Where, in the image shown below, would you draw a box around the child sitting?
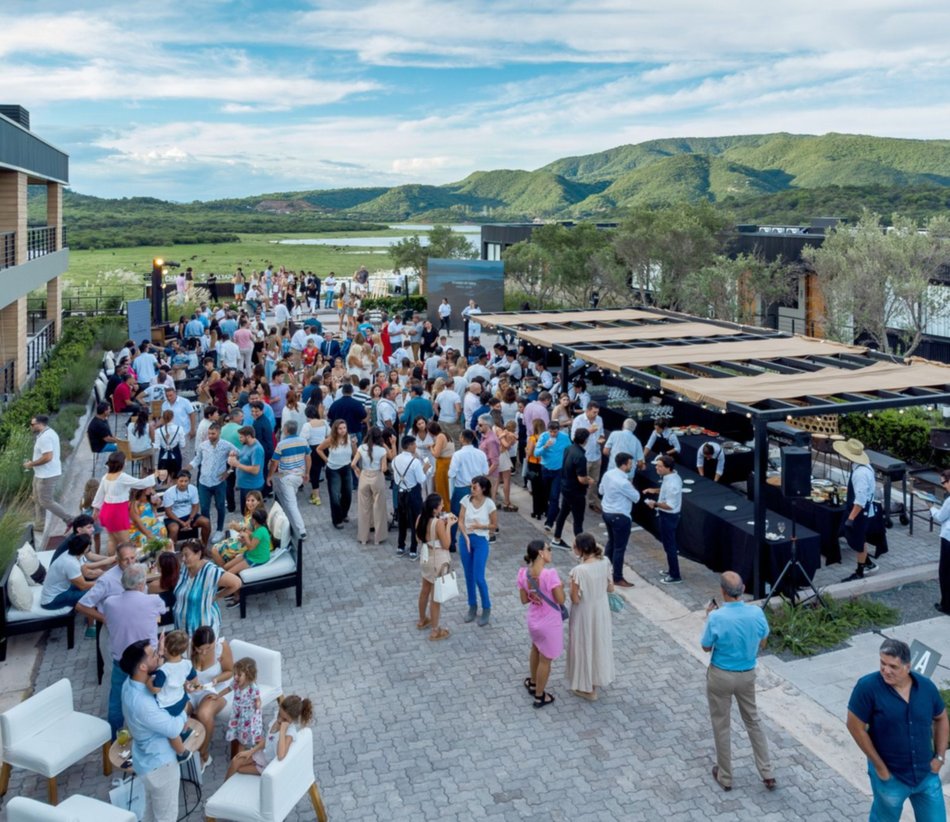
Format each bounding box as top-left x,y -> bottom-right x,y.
223,508 -> 271,574
148,630 -> 197,762
225,694 -> 313,777
216,657 -> 264,757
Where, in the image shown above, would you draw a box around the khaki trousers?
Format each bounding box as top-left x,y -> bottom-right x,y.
33,475 -> 73,532
586,459 -> 602,507
706,664 -> 773,786
357,469 -> 389,543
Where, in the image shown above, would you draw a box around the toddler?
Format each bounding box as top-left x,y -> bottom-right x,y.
217,657 -> 264,757
80,479 -> 103,552
148,630 -> 197,762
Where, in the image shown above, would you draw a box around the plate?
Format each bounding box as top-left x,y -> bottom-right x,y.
683,479 -> 695,485
681,487 -> 693,493
812,479 -> 833,488
723,505 -> 738,511
733,446 -> 751,453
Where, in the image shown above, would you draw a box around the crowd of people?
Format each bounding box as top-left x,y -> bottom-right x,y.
23,262 -> 950,820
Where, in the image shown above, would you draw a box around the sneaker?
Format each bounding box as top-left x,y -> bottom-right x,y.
543,524 -> 552,533
199,755 -> 212,774
841,570 -> 864,583
409,551 -> 418,560
310,494 -> 318,505
862,558 -> 879,574
396,547 -> 406,556
489,535 -> 497,543
225,596 -> 240,608
660,575 -> 683,584
314,496 -> 322,506
85,625 -> 97,639
551,538 -> 569,550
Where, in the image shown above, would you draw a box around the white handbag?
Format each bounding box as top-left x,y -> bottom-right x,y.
433,563 -> 459,603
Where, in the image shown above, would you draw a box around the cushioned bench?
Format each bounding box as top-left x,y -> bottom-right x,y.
1,534 -> 75,663
236,504 -> 303,618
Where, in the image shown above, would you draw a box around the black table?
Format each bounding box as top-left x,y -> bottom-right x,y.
759,481 -> 847,565
634,464 -> 821,594
677,434 -> 755,486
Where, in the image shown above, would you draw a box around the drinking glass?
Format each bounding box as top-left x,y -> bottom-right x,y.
778,521 -> 786,538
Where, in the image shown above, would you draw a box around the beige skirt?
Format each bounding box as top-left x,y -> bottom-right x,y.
498,451 -> 512,473
421,546 -> 452,584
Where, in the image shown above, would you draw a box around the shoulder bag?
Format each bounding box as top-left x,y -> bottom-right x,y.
433,562 -> 459,603
527,570 -> 568,620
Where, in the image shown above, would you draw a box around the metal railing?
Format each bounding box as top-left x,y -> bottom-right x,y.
27,225 -> 57,260
0,359 -> 15,404
26,321 -> 55,376
0,231 -> 14,270
27,285 -> 130,323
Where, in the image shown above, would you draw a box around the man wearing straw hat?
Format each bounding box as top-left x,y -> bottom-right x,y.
834,437 -> 880,582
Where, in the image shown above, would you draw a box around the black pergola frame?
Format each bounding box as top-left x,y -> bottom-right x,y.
480,306 -> 950,597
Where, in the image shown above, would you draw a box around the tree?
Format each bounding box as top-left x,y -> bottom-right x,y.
802,211 -> 950,355
389,225 -> 476,294
612,202 -> 730,310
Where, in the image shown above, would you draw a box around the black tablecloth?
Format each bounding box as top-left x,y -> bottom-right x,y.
677,434 -> 755,486
634,465 -> 821,594
759,481 -> 846,565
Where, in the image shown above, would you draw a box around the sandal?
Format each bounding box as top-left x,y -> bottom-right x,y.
523,677 -> 536,695
501,503 -> 519,512
533,691 -> 555,709
428,627 -> 450,641
416,617 -> 432,630
763,778 -> 777,791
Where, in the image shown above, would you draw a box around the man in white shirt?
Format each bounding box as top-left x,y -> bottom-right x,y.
376,387 -> 399,430
273,300 -> 290,332
571,401 -> 606,512
435,382 -> 462,441
438,298 -> 452,331
25,415 -> 73,534
464,354 -> 492,383
388,316 -> 405,348
645,455 -> 684,583
603,418 -> 646,473
599,452 -> 641,588
390,344 -> 413,367
462,383 -> 483,430
162,387 -> 196,438
323,274 -> 338,308
450,368 -> 468,398
217,333 -> 240,370
447,429 -> 489,550
392,435 -> 432,557
534,361 -> 554,391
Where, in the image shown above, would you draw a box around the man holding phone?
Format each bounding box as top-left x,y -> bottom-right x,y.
701,571 -> 776,793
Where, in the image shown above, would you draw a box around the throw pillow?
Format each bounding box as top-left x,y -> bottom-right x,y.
267,503 -> 288,549
16,543 -> 46,586
7,565 -> 34,611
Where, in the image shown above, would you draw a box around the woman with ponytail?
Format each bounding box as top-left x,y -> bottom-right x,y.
517,539 -> 565,709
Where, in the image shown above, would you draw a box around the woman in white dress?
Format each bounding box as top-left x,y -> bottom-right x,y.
411,416 -> 435,495
565,532 -> 615,701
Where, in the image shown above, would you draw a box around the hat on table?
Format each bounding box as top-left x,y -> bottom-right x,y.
832,437 -> 870,465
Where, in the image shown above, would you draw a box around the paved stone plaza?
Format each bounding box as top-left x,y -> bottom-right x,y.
7,488 -> 878,821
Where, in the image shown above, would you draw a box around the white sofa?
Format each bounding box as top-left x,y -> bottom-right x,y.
204,728 -> 327,822
0,678 -> 112,805
219,639 -> 283,724
6,794 -> 136,821
2,546 -> 75,662
236,504 -> 304,618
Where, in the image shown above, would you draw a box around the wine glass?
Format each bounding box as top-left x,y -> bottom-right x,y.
116,727 -> 132,758
777,521 -> 786,539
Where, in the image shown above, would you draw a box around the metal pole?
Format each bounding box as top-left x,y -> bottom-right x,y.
560,352 -> 569,395
752,418 -> 768,597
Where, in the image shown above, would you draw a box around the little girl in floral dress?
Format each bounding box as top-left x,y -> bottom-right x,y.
218,657 -> 263,757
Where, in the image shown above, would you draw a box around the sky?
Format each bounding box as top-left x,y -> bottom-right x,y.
4,0 -> 950,201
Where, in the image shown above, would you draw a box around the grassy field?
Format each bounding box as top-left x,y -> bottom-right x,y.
62,229 -> 420,285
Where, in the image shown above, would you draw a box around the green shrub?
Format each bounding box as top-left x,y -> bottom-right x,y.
97,321 -> 128,351
839,408 -> 945,467
0,501 -> 30,570
766,597 -> 899,657
0,430 -> 35,502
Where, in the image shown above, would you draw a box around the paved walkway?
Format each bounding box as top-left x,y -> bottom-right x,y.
3,313 -> 948,819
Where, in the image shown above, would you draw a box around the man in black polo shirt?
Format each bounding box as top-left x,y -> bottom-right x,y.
88,402 -> 119,454
328,383 -> 368,444
847,638 -> 947,819
551,428 -> 593,550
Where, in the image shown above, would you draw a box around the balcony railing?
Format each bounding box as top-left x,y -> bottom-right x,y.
27,225 -> 57,260
1,231 -> 14,270
26,321 -> 55,377
0,359 -> 15,404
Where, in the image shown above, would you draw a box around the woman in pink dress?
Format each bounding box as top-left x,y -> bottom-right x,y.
517,539 -> 565,708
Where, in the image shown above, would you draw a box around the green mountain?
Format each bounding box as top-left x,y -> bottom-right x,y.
64,133 -> 950,238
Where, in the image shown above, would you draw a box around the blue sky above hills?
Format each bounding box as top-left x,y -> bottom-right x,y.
4,0 -> 950,201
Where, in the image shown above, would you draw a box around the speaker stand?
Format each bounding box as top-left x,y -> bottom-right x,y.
763,517 -> 826,609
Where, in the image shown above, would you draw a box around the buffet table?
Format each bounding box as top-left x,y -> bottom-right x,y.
676,434 -> 755,486
634,465 -> 821,594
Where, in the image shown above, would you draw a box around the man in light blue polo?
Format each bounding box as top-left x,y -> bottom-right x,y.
701,571 -> 775,792
120,639 -> 185,822
269,420 -> 311,541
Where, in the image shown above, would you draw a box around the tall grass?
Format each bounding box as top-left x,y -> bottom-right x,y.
97,321 -> 128,352
0,501 -> 31,569
767,597 -> 899,657
0,429 -> 34,502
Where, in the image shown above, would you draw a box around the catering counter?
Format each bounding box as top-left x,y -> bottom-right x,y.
676,434 -> 755,486
634,465 -> 821,595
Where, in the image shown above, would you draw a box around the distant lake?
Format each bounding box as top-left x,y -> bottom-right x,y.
274,224 -> 482,251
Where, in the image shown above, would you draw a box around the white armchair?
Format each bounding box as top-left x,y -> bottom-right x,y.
0,678 -> 112,805
220,640 -> 283,723
6,794 -> 136,821
204,728 -> 327,822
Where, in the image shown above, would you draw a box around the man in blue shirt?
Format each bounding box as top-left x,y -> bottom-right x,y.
184,313 -> 204,339
847,638 -> 948,821
700,572 -> 775,792
536,421 -> 572,531
599,452 -> 640,587
401,384 -> 434,432
120,639 -> 186,822
229,426 -> 266,511
242,389 -> 276,429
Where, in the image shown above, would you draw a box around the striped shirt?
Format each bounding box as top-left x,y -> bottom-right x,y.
173,560 -> 225,636
273,435 -> 309,476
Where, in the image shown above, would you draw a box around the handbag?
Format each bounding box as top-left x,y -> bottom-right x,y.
433,562 -> 459,603
110,776 -> 146,820
608,591 -> 625,613
527,571 -> 569,621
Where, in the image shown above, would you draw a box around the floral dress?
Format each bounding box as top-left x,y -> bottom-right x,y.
226,682 -> 263,747
130,502 -> 167,550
